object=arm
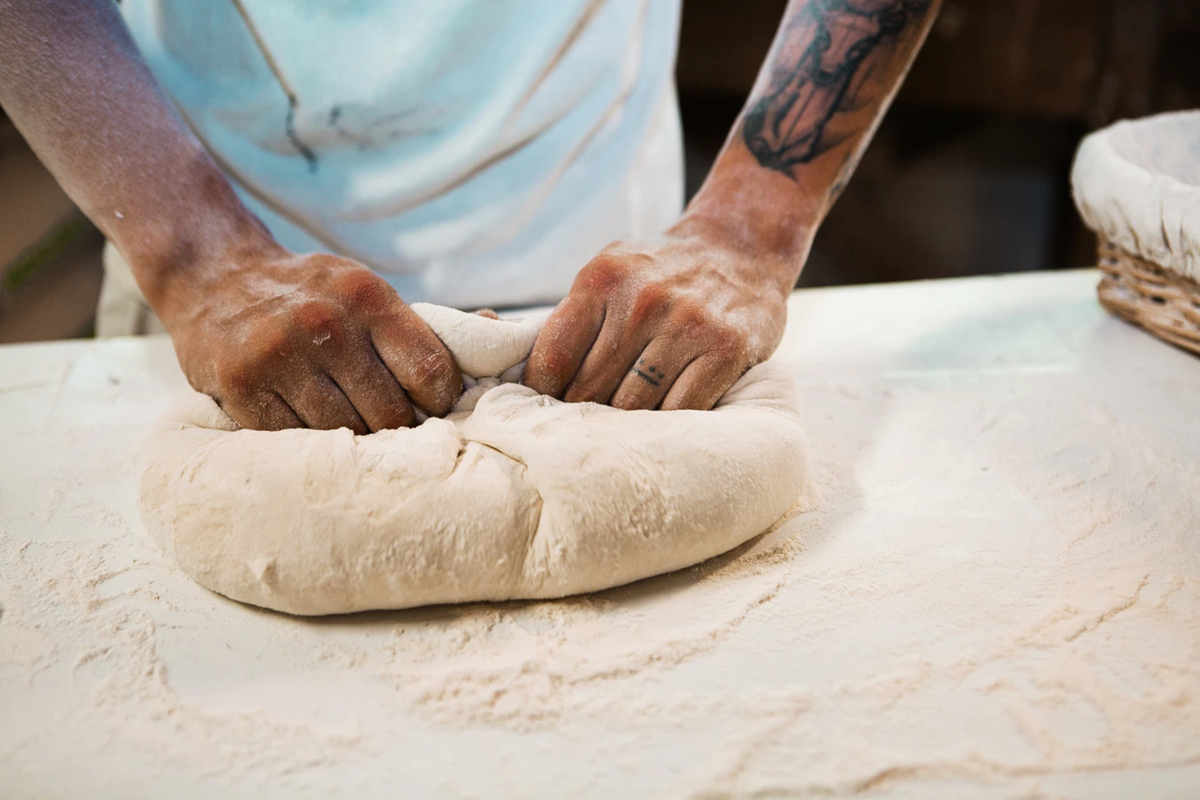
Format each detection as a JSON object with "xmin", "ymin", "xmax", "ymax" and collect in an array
[
  {"xmin": 524, "ymin": 0, "xmax": 940, "ymax": 409},
  {"xmin": 0, "ymin": 0, "xmax": 460, "ymax": 431}
]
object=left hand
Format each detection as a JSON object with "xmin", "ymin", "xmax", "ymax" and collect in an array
[{"xmin": 523, "ymin": 222, "xmax": 794, "ymax": 411}]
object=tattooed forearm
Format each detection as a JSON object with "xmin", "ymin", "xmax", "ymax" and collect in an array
[
  {"xmin": 673, "ymin": 0, "xmax": 936, "ymax": 283},
  {"xmin": 742, "ymin": 0, "xmax": 935, "ymax": 179}
]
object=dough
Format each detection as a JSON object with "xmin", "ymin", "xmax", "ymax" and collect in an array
[
  {"xmin": 138, "ymin": 306, "xmax": 814, "ymax": 616},
  {"xmin": 406, "ymin": 303, "xmax": 546, "ymax": 378}
]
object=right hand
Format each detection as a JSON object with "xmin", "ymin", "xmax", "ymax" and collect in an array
[{"xmin": 161, "ymin": 248, "xmax": 462, "ymax": 433}]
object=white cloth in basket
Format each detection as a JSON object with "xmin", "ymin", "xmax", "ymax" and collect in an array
[{"xmin": 1072, "ymin": 110, "xmax": 1200, "ymax": 284}]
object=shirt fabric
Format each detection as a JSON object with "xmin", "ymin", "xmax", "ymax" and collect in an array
[{"xmin": 119, "ymin": 0, "xmax": 686, "ymax": 309}]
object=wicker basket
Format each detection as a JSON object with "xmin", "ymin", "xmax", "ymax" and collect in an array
[
  {"xmin": 1097, "ymin": 240, "xmax": 1200, "ymax": 356},
  {"xmin": 1073, "ymin": 111, "xmax": 1200, "ymax": 358}
]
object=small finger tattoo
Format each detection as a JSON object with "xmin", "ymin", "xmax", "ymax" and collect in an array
[{"xmin": 633, "ymin": 358, "xmax": 663, "ymax": 387}]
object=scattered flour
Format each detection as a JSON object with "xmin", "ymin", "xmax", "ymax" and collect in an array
[{"xmin": 2, "ymin": 275, "xmax": 1199, "ymax": 797}]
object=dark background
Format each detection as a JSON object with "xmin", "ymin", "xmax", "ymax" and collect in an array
[
  {"xmin": 1, "ymin": 0, "xmax": 1198, "ymax": 341},
  {"xmin": 677, "ymin": 0, "xmax": 1200, "ymax": 287}
]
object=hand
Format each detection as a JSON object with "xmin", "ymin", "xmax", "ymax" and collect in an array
[
  {"xmin": 162, "ymin": 247, "xmax": 462, "ymax": 433},
  {"xmin": 523, "ymin": 222, "xmax": 794, "ymax": 410}
]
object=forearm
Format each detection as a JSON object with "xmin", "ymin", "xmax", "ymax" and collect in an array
[
  {"xmin": 0, "ymin": 0, "xmax": 276, "ymax": 317},
  {"xmin": 679, "ymin": 0, "xmax": 941, "ymax": 293}
]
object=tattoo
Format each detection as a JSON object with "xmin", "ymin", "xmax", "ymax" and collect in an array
[
  {"xmin": 633, "ymin": 360, "xmax": 663, "ymax": 387},
  {"xmin": 743, "ymin": 0, "xmax": 932, "ymax": 178}
]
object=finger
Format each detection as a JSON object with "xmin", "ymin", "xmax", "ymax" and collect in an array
[
  {"xmin": 561, "ymin": 314, "xmax": 648, "ymax": 405},
  {"xmin": 524, "ymin": 293, "xmax": 605, "ymax": 398},
  {"xmin": 369, "ymin": 301, "xmax": 462, "ymax": 417},
  {"xmin": 610, "ymin": 337, "xmax": 699, "ymax": 411},
  {"xmin": 284, "ymin": 371, "xmax": 369, "ymax": 433},
  {"xmin": 323, "ymin": 338, "xmax": 416, "ymax": 432},
  {"xmin": 659, "ymin": 354, "xmax": 746, "ymax": 411},
  {"xmin": 474, "ymin": 308, "xmax": 500, "ymax": 320},
  {"xmin": 219, "ymin": 391, "xmax": 304, "ymax": 431}
]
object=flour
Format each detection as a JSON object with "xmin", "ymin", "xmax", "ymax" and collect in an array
[
  {"xmin": 3, "ymin": 536, "xmax": 368, "ymax": 792},
  {"xmin": 9, "ymin": 371, "xmax": 1198, "ymax": 797},
  {"xmin": 3, "ymin": 273, "xmax": 1200, "ymax": 797}
]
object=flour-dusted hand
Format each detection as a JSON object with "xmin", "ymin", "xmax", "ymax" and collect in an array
[
  {"xmin": 526, "ymin": 0, "xmax": 943, "ymax": 410},
  {"xmin": 0, "ymin": 1, "xmax": 470, "ymax": 434},
  {"xmin": 523, "ymin": 222, "xmax": 792, "ymax": 411},
  {"xmin": 1, "ymin": 0, "xmax": 939, "ymax": 424},
  {"xmin": 166, "ymin": 249, "xmax": 461, "ymax": 433}
]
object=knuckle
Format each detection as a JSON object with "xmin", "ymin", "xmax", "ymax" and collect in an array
[
  {"xmin": 629, "ymin": 284, "xmax": 669, "ymax": 323},
  {"xmin": 293, "ymin": 300, "xmax": 346, "ymax": 344},
  {"xmin": 670, "ymin": 302, "xmax": 711, "ymax": 338},
  {"xmin": 712, "ymin": 327, "xmax": 747, "ymax": 360},
  {"xmin": 334, "ymin": 268, "xmax": 392, "ymax": 309},
  {"xmin": 578, "ymin": 254, "xmax": 630, "ymax": 293},
  {"xmin": 293, "ymin": 299, "xmax": 337, "ymax": 331}
]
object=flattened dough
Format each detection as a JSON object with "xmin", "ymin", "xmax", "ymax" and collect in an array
[{"xmin": 138, "ymin": 306, "xmax": 813, "ymax": 615}]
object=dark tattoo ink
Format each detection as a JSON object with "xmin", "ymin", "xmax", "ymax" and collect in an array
[
  {"xmin": 742, "ymin": 0, "xmax": 932, "ymax": 178},
  {"xmin": 633, "ymin": 359, "xmax": 663, "ymax": 387}
]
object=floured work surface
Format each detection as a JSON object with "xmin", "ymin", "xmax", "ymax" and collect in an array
[{"xmin": 2, "ymin": 270, "xmax": 1199, "ymax": 798}]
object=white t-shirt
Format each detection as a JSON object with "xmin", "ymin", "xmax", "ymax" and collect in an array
[{"xmin": 120, "ymin": 0, "xmax": 685, "ymax": 309}]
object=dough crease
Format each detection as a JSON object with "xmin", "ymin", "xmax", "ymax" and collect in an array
[{"xmin": 138, "ymin": 305, "xmax": 814, "ymax": 615}]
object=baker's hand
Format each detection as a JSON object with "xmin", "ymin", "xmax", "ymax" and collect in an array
[
  {"xmin": 523, "ymin": 224, "xmax": 791, "ymax": 410},
  {"xmin": 164, "ymin": 249, "xmax": 461, "ymax": 433}
]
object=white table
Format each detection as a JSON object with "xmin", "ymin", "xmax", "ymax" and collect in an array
[{"xmin": 2, "ymin": 270, "xmax": 1198, "ymax": 798}]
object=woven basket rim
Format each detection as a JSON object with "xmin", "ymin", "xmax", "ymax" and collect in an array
[{"xmin": 1097, "ymin": 241, "xmax": 1200, "ymax": 357}]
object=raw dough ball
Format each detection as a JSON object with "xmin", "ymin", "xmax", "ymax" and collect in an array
[{"xmin": 138, "ymin": 306, "xmax": 814, "ymax": 615}]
